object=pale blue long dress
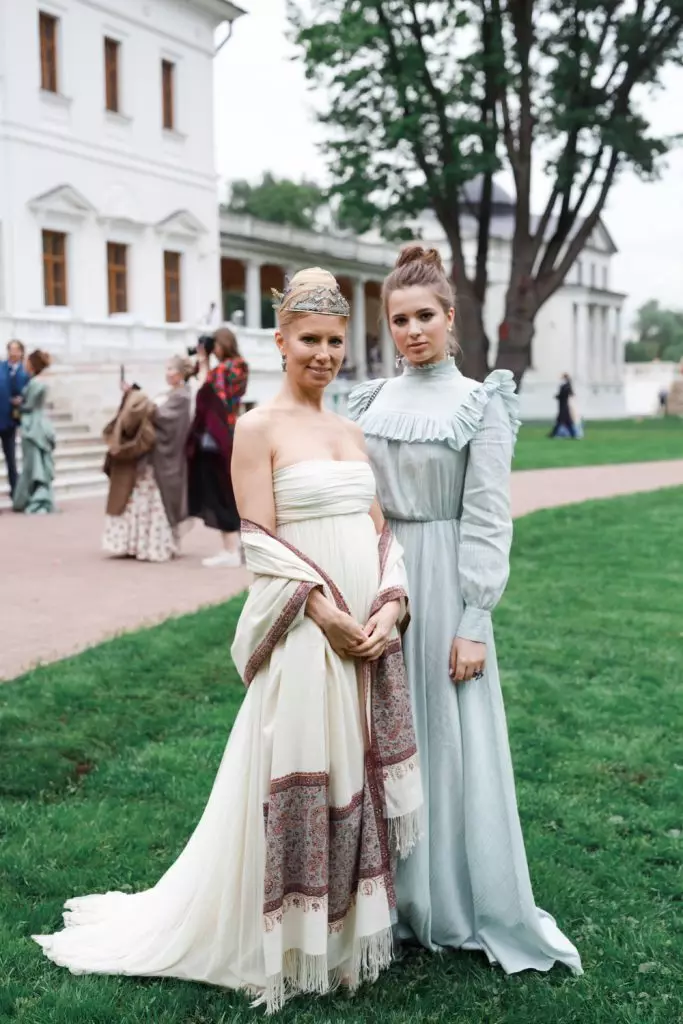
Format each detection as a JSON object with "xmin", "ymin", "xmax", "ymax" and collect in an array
[{"xmin": 348, "ymin": 359, "xmax": 582, "ymax": 976}]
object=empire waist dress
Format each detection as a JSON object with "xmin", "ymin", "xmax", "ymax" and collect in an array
[{"xmin": 348, "ymin": 359, "xmax": 582, "ymax": 975}]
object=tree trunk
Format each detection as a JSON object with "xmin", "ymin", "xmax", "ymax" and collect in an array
[
  {"xmin": 495, "ymin": 283, "xmax": 538, "ymax": 390},
  {"xmin": 453, "ymin": 274, "xmax": 490, "ymax": 381}
]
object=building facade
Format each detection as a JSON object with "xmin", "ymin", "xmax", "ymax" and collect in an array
[
  {"xmin": 0, "ymin": 2, "xmax": 627, "ymax": 426},
  {"xmin": 0, "ymin": 0, "xmax": 242, "ymax": 419}
]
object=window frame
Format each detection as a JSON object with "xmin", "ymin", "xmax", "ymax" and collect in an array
[
  {"xmin": 104, "ymin": 36, "xmax": 120, "ymax": 113},
  {"xmin": 161, "ymin": 59, "xmax": 175, "ymax": 130},
  {"xmin": 42, "ymin": 229, "xmax": 68, "ymax": 307},
  {"xmin": 39, "ymin": 11, "xmax": 59, "ymax": 94},
  {"xmin": 107, "ymin": 241, "xmax": 128, "ymax": 315},
  {"xmin": 164, "ymin": 250, "xmax": 182, "ymax": 323}
]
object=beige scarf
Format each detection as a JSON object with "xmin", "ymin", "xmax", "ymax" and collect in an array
[{"xmin": 231, "ymin": 521, "xmax": 422, "ymax": 1012}]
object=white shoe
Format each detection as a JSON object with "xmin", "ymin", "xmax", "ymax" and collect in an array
[{"xmin": 202, "ymin": 550, "xmax": 242, "ymax": 569}]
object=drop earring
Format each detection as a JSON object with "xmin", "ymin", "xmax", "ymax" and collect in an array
[
  {"xmin": 394, "ymin": 350, "xmax": 403, "ymax": 371},
  {"xmin": 281, "ymin": 354, "xmax": 287, "ymax": 372}
]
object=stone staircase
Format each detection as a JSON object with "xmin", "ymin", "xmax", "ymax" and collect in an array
[{"xmin": 0, "ymin": 406, "xmax": 107, "ymax": 509}]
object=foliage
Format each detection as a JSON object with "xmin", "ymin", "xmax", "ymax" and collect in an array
[
  {"xmin": 289, "ymin": 0, "xmax": 683, "ymax": 379},
  {"xmin": 625, "ymin": 300, "xmax": 683, "ymax": 363},
  {"xmin": 225, "ymin": 171, "xmax": 326, "ymax": 231},
  {"xmin": 514, "ymin": 416, "xmax": 683, "ymax": 470},
  {"xmin": 2, "ymin": 491, "xmax": 683, "ymax": 1022}
]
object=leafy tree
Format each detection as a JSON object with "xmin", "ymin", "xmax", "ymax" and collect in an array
[
  {"xmin": 625, "ymin": 299, "xmax": 683, "ymax": 362},
  {"xmin": 225, "ymin": 172, "xmax": 325, "ymax": 232},
  {"xmin": 289, "ymin": 0, "xmax": 683, "ymax": 382}
]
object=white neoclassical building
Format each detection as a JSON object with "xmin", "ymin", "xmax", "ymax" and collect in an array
[
  {"xmin": 0, "ymin": 0, "xmax": 627, "ymax": 427},
  {"xmin": 417, "ymin": 185, "xmax": 627, "ymax": 419},
  {"xmin": 0, "ymin": 0, "xmax": 243, "ymax": 420}
]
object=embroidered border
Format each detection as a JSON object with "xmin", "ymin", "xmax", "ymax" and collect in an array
[{"xmin": 243, "ymin": 581, "xmax": 316, "ymax": 685}]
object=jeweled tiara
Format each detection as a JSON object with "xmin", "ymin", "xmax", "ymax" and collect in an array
[{"xmin": 271, "ymin": 282, "xmax": 351, "ymax": 318}]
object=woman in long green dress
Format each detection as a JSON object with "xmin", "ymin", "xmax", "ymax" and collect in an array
[
  {"xmin": 13, "ymin": 350, "xmax": 56, "ymax": 514},
  {"xmin": 348, "ymin": 246, "xmax": 582, "ymax": 976}
]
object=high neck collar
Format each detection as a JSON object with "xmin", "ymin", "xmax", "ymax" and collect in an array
[{"xmin": 402, "ymin": 356, "xmax": 459, "ymax": 378}]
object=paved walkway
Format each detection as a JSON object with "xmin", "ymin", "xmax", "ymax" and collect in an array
[{"xmin": 2, "ymin": 458, "xmax": 683, "ymax": 681}]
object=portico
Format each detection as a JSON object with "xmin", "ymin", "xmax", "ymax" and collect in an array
[{"xmin": 219, "ymin": 211, "xmax": 397, "ymax": 381}]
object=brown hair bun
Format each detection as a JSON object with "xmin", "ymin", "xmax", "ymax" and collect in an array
[
  {"xmin": 394, "ymin": 245, "xmax": 445, "ymax": 273},
  {"xmin": 28, "ymin": 350, "xmax": 51, "ymax": 375}
]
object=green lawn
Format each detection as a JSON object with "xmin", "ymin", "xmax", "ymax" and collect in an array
[
  {"xmin": 2, "ymin": 489, "xmax": 683, "ymax": 1023},
  {"xmin": 515, "ymin": 417, "xmax": 683, "ymax": 471}
]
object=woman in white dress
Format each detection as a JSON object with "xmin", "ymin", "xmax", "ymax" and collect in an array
[{"xmin": 33, "ymin": 268, "xmax": 422, "ymax": 1013}]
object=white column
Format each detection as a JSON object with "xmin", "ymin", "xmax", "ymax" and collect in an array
[
  {"xmin": 576, "ymin": 304, "xmax": 589, "ymax": 384},
  {"xmin": 380, "ymin": 316, "xmax": 394, "ymax": 377},
  {"xmin": 600, "ymin": 305, "xmax": 608, "ymax": 382},
  {"xmin": 245, "ymin": 259, "xmax": 262, "ymax": 329},
  {"xmin": 586, "ymin": 304, "xmax": 595, "ymax": 383},
  {"xmin": 614, "ymin": 306, "xmax": 623, "ymax": 380},
  {"xmin": 352, "ymin": 277, "xmax": 367, "ymax": 380}
]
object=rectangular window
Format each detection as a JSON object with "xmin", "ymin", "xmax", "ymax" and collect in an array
[
  {"xmin": 104, "ymin": 37, "xmax": 120, "ymax": 113},
  {"xmin": 164, "ymin": 251, "xmax": 181, "ymax": 322},
  {"xmin": 602, "ymin": 265, "xmax": 608, "ymax": 290},
  {"xmin": 161, "ymin": 59, "xmax": 174, "ymax": 130},
  {"xmin": 39, "ymin": 11, "xmax": 59, "ymax": 93},
  {"xmin": 107, "ymin": 242, "xmax": 128, "ymax": 314},
  {"xmin": 42, "ymin": 230, "xmax": 68, "ymax": 306}
]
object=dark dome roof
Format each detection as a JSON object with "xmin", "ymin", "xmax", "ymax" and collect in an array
[{"xmin": 460, "ymin": 176, "xmax": 515, "ymax": 208}]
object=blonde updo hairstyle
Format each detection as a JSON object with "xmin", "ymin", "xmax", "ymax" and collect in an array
[
  {"xmin": 169, "ymin": 354, "xmax": 196, "ymax": 382},
  {"xmin": 382, "ymin": 245, "xmax": 458, "ymax": 353},
  {"xmin": 276, "ymin": 267, "xmax": 345, "ymax": 330}
]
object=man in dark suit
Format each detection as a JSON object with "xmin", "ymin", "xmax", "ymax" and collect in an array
[{"xmin": 0, "ymin": 339, "xmax": 30, "ymax": 498}]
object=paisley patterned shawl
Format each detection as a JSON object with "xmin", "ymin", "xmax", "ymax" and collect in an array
[{"xmin": 231, "ymin": 521, "xmax": 422, "ymax": 1012}]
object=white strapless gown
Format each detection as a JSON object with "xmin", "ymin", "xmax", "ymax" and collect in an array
[{"xmin": 34, "ymin": 462, "xmax": 381, "ymax": 1000}]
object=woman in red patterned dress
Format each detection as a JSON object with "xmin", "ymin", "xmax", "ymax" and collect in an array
[{"xmin": 187, "ymin": 327, "xmax": 249, "ymax": 568}]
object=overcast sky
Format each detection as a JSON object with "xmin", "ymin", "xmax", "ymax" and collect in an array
[{"xmin": 214, "ymin": 0, "xmax": 683, "ymax": 327}]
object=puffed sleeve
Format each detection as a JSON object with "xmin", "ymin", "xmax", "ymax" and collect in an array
[{"xmin": 456, "ymin": 390, "xmax": 516, "ymax": 643}]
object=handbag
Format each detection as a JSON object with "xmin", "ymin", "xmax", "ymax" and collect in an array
[{"xmin": 199, "ymin": 430, "xmax": 220, "ymax": 453}]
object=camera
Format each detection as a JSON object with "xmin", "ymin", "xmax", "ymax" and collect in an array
[{"xmin": 187, "ymin": 334, "xmax": 215, "ymax": 358}]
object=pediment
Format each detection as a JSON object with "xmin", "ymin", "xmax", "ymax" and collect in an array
[
  {"xmin": 28, "ymin": 184, "xmax": 97, "ymax": 220},
  {"xmin": 155, "ymin": 209, "xmax": 207, "ymax": 241},
  {"xmin": 588, "ymin": 220, "xmax": 617, "ymax": 255}
]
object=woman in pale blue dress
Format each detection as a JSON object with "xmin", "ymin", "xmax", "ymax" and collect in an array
[
  {"xmin": 348, "ymin": 246, "xmax": 582, "ymax": 976},
  {"xmin": 13, "ymin": 349, "xmax": 56, "ymax": 514}
]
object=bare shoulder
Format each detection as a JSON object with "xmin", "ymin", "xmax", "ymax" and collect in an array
[{"xmin": 234, "ymin": 405, "xmax": 272, "ymax": 442}]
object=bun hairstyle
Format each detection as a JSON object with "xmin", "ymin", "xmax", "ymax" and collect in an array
[
  {"xmin": 27, "ymin": 349, "xmax": 51, "ymax": 376},
  {"xmin": 169, "ymin": 354, "xmax": 196, "ymax": 381},
  {"xmin": 276, "ymin": 267, "xmax": 344, "ymax": 329},
  {"xmin": 382, "ymin": 244, "xmax": 458, "ymax": 352}
]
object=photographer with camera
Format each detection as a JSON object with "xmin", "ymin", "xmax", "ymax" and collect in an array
[{"xmin": 187, "ymin": 327, "xmax": 249, "ymax": 568}]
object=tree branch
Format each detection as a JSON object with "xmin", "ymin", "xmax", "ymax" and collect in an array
[{"xmin": 537, "ymin": 146, "xmax": 620, "ymax": 305}]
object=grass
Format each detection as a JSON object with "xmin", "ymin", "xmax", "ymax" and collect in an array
[
  {"xmin": 2, "ymin": 489, "xmax": 683, "ymax": 1024},
  {"xmin": 515, "ymin": 417, "xmax": 683, "ymax": 471}
]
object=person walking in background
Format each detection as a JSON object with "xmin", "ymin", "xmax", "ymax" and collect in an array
[
  {"xmin": 12, "ymin": 350, "xmax": 55, "ymax": 514},
  {"xmin": 102, "ymin": 355, "xmax": 193, "ymax": 562},
  {"xmin": 549, "ymin": 372, "xmax": 577, "ymax": 438},
  {"xmin": 0, "ymin": 339, "xmax": 30, "ymax": 501},
  {"xmin": 349, "ymin": 246, "xmax": 581, "ymax": 977},
  {"xmin": 187, "ymin": 327, "xmax": 248, "ymax": 568}
]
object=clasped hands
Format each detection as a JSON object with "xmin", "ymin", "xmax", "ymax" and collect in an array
[{"xmin": 307, "ymin": 590, "xmax": 401, "ymax": 662}]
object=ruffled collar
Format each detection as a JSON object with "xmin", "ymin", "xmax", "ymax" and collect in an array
[
  {"xmin": 402, "ymin": 357, "xmax": 459, "ymax": 379},
  {"xmin": 347, "ymin": 368, "xmax": 520, "ymax": 453}
]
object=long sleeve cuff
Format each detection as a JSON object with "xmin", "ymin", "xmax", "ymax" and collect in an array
[{"xmin": 456, "ymin": 606, "xmax": 491, "ymax": 644}]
